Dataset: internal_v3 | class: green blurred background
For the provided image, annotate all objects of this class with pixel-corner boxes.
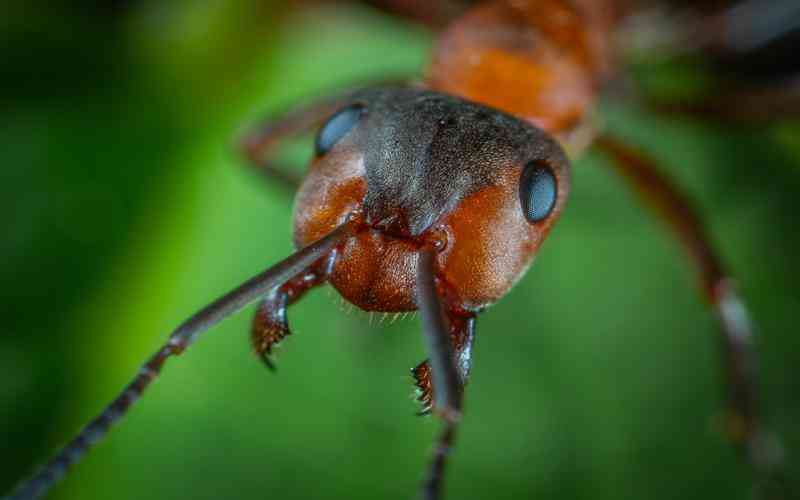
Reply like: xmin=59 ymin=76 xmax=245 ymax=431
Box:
xmin=2 ymin=2 xmax=799 ymax=499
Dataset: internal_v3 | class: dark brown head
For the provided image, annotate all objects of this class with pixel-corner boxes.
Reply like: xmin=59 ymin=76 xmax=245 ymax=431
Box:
xmin=293 ymin=87 xmax=570 ymax=313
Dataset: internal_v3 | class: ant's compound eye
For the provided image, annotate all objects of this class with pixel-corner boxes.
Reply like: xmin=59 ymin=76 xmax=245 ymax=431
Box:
xmin=315 ymin=104 xmax=365 ymax=156
xmin=519 ymin=161 xmax=557 ymax=223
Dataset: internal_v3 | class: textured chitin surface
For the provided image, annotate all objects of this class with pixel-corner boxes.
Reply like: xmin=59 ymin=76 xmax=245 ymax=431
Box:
xmin=427 ymin=0 xmax=615 ymax=134
xmin=293 ymin=88 xmax=570 ymax=313
xmin=436 ymin=164 xmax=568 ymax=311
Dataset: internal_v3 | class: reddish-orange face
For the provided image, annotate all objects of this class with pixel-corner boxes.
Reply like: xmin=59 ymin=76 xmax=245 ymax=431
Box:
xmin=293 ymin=87 xmax=570 ymax=313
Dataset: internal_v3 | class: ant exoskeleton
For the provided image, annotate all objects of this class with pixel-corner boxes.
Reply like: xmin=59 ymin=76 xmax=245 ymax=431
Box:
xmin=5 ymin=1 xmax=796 ymax=499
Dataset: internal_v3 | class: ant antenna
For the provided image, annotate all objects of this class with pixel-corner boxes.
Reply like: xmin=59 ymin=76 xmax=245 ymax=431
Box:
xmin=4 ymin=223 xmax=354 ymax=500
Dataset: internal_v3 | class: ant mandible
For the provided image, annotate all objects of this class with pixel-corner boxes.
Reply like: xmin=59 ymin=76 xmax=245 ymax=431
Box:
xmin=5 ymin=1 xmax=793 ymax=499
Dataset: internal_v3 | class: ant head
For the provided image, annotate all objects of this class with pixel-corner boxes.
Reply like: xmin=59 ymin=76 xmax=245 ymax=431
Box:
xmin=294 ymin=87 xmax=570 ymax=311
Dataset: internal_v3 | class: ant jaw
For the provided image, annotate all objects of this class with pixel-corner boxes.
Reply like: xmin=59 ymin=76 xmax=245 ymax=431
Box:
xmin=252 ymin=290 xmax=291 ymax=371
xmin=259 ymin=351 xmax=277 ymax=372
xmin=412 ymin=360 xmax=434 ymax=415
xmin=366 ymin=212 xmax=412 ymax=239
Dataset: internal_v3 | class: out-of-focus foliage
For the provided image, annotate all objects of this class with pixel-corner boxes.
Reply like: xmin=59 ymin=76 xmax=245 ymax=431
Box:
xmin=2 ymin=2 xmax=798 ymax=500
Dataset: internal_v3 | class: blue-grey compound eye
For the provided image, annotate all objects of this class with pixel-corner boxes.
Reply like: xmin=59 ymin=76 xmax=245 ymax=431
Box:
xmin=315 ymin=104 xmax=365 ymax=156
xmin=520 ymin=161 xmax=557 ymax=223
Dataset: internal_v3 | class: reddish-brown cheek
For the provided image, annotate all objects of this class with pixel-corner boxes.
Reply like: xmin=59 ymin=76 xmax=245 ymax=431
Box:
xmin=293 ymin=148 xmax=366 ymax=248
xmin=436 ymin=187 xmax=535 ymax=311
xmin=292 ymin=149 xmax=419 ymax=312
xmin=437 ymin=168 xmax=565 ymax=312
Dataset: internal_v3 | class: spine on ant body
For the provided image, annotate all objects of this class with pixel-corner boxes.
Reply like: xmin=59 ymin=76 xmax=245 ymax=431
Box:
xmin=426 ymin=0 xmax=620 ymax=140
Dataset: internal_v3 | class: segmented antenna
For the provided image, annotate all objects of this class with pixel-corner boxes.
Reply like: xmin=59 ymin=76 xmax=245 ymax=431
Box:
xmin=4 ymin=223 xmax=354 ymax=500
xmin=6 ymin=345 xmax=175 ymax=500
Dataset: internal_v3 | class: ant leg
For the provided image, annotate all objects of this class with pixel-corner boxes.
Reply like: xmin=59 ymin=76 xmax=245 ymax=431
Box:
xmin=252 ymin=248 xmax=337 ymax=370
xmin=238 ymin=93 xmax=351 ymax=190
xmin=412 ymin=314 xmax=475 ymax=415
xmin=617 ymin=0 xmax=800 ymax=123
xmin=416 ymin=247 xmax=465 ymax=500
xmin=357 ymin=0 xmax=470 ymax=29
xmin=594 ymin=135 xmax=787 ymax=497
xmin=648 ymin=80 xmax=800 ymax=123
xmin=238 ymin=81 xmax=413 ymax=191
xmin=5 ymin=222 xmax=355 ymax=500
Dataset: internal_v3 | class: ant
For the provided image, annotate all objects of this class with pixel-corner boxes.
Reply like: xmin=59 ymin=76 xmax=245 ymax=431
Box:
xmin=4 ymin=1 xmax=797 ymax=499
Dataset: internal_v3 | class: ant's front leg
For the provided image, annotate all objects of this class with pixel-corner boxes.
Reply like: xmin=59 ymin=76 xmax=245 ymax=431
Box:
xmin=412 ymin=314 xmax=475 ymax=415
xmin=252 ymin=251 xmax=336 ymax=370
